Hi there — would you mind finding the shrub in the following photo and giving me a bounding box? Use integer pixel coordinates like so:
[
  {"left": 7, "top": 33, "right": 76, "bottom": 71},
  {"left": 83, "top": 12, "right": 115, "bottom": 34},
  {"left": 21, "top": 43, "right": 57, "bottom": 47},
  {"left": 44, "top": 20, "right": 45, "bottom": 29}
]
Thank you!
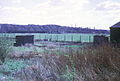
[{"left": 0, "top": 36, "right": 12, "bottom": 64}]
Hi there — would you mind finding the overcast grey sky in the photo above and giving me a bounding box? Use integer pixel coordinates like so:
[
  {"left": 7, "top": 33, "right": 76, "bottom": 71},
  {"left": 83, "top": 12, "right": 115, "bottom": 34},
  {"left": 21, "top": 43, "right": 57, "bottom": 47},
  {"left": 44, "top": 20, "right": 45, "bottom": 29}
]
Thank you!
[{"left": 0, "top": 0, "right": 120, "bottom": 29}]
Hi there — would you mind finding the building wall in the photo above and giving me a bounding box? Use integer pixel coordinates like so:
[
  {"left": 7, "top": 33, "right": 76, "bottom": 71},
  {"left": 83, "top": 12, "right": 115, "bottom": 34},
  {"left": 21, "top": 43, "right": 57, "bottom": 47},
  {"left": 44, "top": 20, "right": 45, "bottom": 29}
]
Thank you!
[
  {"left": 14, "top": 35, "right": 34, "bottom": 46},
  {"left": 110, "top": 28, "right": 120, "bottom": 44}
]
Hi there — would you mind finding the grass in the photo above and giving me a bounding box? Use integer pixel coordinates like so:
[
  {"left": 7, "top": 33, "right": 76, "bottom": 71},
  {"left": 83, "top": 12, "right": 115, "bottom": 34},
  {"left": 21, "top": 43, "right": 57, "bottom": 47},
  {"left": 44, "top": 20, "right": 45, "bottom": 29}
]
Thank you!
[
  {"left": 0, "top": 42, "right": 120, "bottom": 81},
  {"left": 0, "top": 59, "right": 27, "bottom": 81},
  {"left": 58, "top": 44, "right": 120, "bottom": 81}
]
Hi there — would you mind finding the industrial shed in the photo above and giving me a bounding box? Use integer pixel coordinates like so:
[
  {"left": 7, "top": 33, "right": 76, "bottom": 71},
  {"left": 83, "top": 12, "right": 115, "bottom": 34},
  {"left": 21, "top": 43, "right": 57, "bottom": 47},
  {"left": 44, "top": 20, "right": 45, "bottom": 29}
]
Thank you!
[
  {"left": 110, "top": 22, "right": 120, "bottom": 44},
  {"left": 14, "top": 35, "right": 34, "bottom": 46}
]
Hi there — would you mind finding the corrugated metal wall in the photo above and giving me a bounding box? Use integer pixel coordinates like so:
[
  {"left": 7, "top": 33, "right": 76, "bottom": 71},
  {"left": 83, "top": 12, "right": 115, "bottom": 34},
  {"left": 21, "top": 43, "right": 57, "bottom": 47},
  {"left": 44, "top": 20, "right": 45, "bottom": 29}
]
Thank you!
[{"left": 110, "top": 28, "right": 120, "bottom": 44}]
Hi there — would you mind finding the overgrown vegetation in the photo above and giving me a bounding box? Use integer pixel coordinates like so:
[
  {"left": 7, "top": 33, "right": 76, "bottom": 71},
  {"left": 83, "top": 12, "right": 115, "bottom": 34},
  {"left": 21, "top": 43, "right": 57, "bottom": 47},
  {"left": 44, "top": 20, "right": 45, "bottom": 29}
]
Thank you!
[
  {"left": 58, "top": 44, "right": 120, "bottom": 81},
  {"left": 0, "top": 36, "right": 12, "bottom": 64},
  {"left": 0, "top": 42, "right": 120, "bottom": 81}
]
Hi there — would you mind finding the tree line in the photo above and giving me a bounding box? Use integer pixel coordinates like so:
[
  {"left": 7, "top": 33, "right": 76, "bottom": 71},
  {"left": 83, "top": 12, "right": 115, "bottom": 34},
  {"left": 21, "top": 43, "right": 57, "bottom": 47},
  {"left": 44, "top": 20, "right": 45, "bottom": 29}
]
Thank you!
[{"left": 0, "top": 24, "right": 109, "bottom": 34}]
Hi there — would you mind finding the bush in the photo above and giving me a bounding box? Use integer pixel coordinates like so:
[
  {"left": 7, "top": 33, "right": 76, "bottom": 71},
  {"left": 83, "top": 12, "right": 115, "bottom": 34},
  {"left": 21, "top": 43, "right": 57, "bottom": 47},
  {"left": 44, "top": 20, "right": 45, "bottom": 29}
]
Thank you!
[{"left": 0, "top": 36, "right": 12, "bottom": 64}]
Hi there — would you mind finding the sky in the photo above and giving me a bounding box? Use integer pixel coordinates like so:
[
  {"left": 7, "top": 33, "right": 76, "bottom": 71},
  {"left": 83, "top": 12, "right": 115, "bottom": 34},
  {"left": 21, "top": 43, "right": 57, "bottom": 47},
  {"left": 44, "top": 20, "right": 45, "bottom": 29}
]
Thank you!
[{"left": 0, "top": 0, "right": 120, "bottom": 30}]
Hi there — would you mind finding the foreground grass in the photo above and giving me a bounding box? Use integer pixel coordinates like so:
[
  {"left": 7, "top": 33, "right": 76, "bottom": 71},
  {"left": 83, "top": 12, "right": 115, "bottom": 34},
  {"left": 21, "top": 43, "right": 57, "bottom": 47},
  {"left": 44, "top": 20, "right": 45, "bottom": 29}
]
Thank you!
[
  {"left": 59, "top": 45, "right": 120, "bottom": 81},
  {"left": 0, "top": 44, "right": 120, "bottom": 81}
]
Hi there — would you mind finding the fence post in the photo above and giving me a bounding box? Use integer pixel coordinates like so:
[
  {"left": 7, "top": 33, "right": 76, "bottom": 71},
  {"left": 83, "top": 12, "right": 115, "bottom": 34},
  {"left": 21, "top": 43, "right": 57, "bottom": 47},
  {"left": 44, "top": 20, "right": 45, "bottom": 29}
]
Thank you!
[
  {"left": 39, "top": 35, "right": 41, "bottom": 40},
  {"left": 50, "top": 35, "right": 52, "bottom": 41},
  {"left": 64, "top": 35, "right": 66, "bottom": 42},
  {"left": 80, "top": 35, "right": 81, "bottom": 42},
  {"left": 45, "top": 35, "right": 46, "bottom": 39},
  {"left": 89, "top": 36, "right": 91, "bottom": 42},
  {"left": 57, "top": 34, "right": 58, "bottom": 42},
  {"left": 71, "top": 35, "right": 73, "bottom": 42}
]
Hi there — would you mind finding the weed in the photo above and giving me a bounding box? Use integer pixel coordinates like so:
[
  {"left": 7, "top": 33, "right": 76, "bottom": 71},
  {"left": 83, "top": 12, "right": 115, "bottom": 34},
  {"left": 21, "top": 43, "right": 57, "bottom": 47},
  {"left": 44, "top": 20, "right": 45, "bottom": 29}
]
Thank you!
[
  {"left": 61, "top": 65, "right": 76, "bottom": 81},
  {"left": 3, "top": 59, "right": 27, "bottom": 72}
]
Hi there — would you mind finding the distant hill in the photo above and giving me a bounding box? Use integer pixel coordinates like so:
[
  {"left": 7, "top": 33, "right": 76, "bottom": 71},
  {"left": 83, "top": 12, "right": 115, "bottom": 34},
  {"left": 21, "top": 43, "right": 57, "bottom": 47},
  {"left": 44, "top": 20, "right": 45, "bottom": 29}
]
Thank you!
[{"left": 0, "top": 24, "right": 109, "bottom": 34}]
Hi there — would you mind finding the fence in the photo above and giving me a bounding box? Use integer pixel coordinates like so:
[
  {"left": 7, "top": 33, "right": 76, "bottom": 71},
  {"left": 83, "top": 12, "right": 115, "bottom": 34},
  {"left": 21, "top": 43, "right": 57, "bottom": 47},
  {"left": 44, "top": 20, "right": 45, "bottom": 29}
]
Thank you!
[
  {"left": 35, "top": 34, "right": 94, "bottom": 43},
  {"left": 0, "top": 33, "right": 110, "bottom": 43}
]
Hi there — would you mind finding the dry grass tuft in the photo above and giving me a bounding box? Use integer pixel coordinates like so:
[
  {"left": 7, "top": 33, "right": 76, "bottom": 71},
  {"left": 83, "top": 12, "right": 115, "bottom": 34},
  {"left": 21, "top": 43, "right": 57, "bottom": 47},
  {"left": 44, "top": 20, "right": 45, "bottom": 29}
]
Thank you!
[
  {"left": 58, "top": 44, "right": 120, "bottom": 81},
  {"left": 11, "top": 44, "right": 120, "bottom": 81}
]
